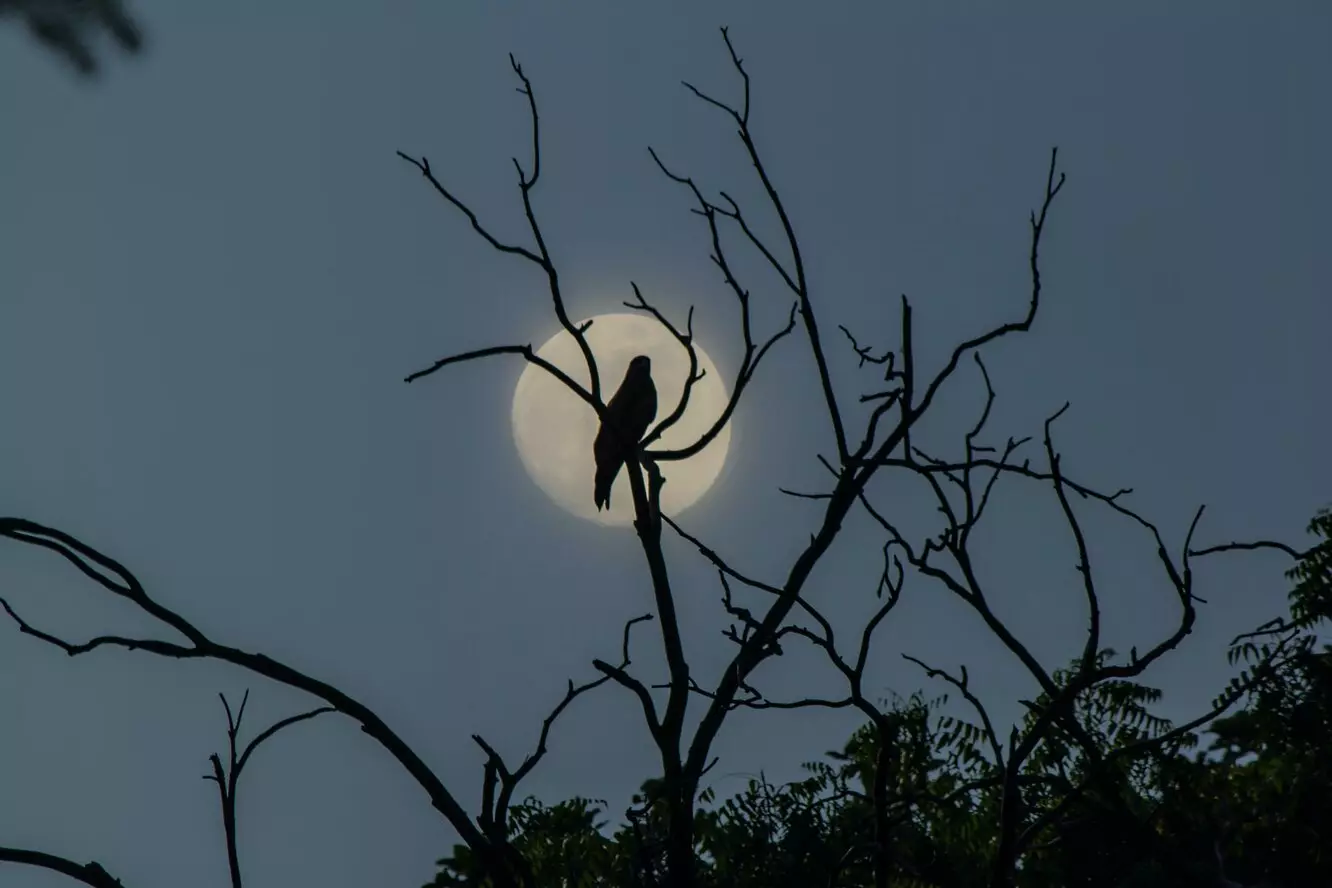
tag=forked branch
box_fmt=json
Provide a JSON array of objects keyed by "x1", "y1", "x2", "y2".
[
  {"x1": 841, "y1": 355, "x2": 1310, "y2": 882},
  {"x1": 624, "y1": 284, "x2": 704, "y2": 448},
  {"x1": 645, "y1": 145, "x2": 799, "y2": 461},
  {"x1": 398, "y1": 53, "x2": 601, "y2": 406},
  {"x1": 203, "y1": 690, "x2": 333, "y2": 888},
  {"x1": 0, "y1": 517, "x2": 518, "y2": 887},
  {"x1": 476, "y1": 612, "x2": 654, "y2": 838},
  {"x1": 680, "y1": 26, "x2": 849, "y2": 463}
]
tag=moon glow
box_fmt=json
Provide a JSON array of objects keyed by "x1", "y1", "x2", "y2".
[{"x1": 511, "y1": 312, "x2": 732, "y2": 526}]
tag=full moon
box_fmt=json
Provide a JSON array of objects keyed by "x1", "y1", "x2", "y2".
[{"x1": 511, "y1": 312, "x2": 732, "y2": 526}]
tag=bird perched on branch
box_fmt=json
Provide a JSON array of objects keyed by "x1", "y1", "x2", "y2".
[{"x1": 593, "y1": 355, "x2": 658, "y2": 511}]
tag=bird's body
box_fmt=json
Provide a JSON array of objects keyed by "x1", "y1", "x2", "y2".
[{"x1": 593, "y1": 355, "x2": 658, "y2": 511}]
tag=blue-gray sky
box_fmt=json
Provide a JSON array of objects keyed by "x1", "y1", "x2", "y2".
[{"x1": 2, "y1": 3, "x2": 1328, "y2": 887}]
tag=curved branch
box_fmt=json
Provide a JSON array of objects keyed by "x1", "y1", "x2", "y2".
[
  {"x1": 398, "y1": 54, "x2": 600, "y2": 406},
  {"x1": 890, "y1": 148, "x2": 1065, "y2": 448},
  {"x1": 0, "y1": 519, "x2": 513, "y2": 884},
  {"x1": 203, "y1": 690, "x2": 333, "y2": 888},
  {"x1": 1189, "y1": 539, "x2": 1307, "y2": 560},
  {"x1": 503, "y1": 54, "x2": 602, "y2": 405},
  {"x1": 395, "y1": 151, "x2": 542, "y2": 263},
  {"x1": 1042, "y1": 405, "x2": 1101, "y2": 676},
  {"x1": 592, "y1": 658, "x2": 662, "y2": 738},
  {"x1": 625, "y1": 284, "x2": 703, "y2": 447},
  {"x1": 645, "y1": 144, "x2": 799, "y2": 462},
  {"x1": 902, "y1": 656, "x2": 1005, "y2": 769},
  {"x1": 233, "y1": 704, "x2": 333, "y2": 778},
  {"x1": 682, "y1": 26, "x2": 849, "y2": 462},
  {"x1": 404, "y1": 341, "x2": 604, "y2": 421},
  {"x1": 648, "y1": 301, "x2": 795, "y2": 463},
  {"x1": 0, "y1": 850, "x2": 126, "y2": 888},
  {"x1": 478, "y1": 613, "x2": 654, "y2": 834}
]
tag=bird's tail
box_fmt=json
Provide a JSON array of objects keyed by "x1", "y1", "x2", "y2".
[{"x1": 593, "y1": 462, "x2": 620, "y2": 511}]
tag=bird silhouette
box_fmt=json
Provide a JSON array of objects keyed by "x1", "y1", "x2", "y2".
[{"x1": 593, "y1": 355, "x2": 658, "y2": 511}]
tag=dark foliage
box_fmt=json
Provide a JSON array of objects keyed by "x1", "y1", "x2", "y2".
[
  {"x1": 426, "y1": 514, "x2": 1331, "y2": 887},
  {"x1": 0, "y1": 0, "x2": 142, "y2": 76}
]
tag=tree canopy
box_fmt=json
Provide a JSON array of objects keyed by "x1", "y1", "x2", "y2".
[{"x1": 428, "y1": 507, "x2": 1330, "y2": 887}]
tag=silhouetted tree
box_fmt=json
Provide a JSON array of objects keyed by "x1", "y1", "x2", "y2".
[
  {"x1": 1, "y1": 25, "x2": 1318, "y2": 888},
  {"x1": 425, "y1": 511, "x2": 1330, "y2": 886}
]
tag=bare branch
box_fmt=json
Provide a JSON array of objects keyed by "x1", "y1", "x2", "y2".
[
  {"x1": 469, "y1": 610, "x2": 655, "y2": 841},
  {"x1": 506, "y1": 614, "x2": 654, "y2": 800},
  {"x1": 682, "y1": 678, "x2": 854, "y2": 712},
  {"x1": 0, "y1": 850, "x2": 127, "y2": 888},
  {"x1": 395, "y1": 151, "x2": 542, "y2": 263},
  {"x1": 868, "y1": 455, "x2": 1141, "y2": 527},
  {"x1": 903, "y1": 656, "x2": 1005, "y2": 769},
  {"x1": 662, "y1": 515, "x2": 783, "y2": 596},
  {"x1": 592, "y1": 658, "x2": 662, "y2": 737},
  {"x1": 501, "y1": 56, "x2": 601, "y2": 402},
  {"x1": 851, "y1": 295, "x2": 914, "y2": 462},
  {"x1": 0, "y1": 519, "x2": 509, "y2": 881},
  {"x1": 645, "y1": 144, "x2": 799, "y2": 462},
  {"x1": 839, "y1": 324, "x2": 897, "y2": 371},
  {"x1": 202, "y1": 690, "x2": 333, "y2": 888},
  {"x1": 887, "y1": 148, "x2": 1065, "y2": 446},
  {"x1": 658, "y1": 299, "x2": 797, "y2": 464},
  {"x1": 404, "y1": 342, "x2": 604, "y2": 422},
  {"x1": 1042, "y1": 405, "x2": 1102, "y2": 675},
  {"x1": 1189, "y1": 539, "x2": 1308, "y2": 560},
  {"x1": 625, "y1": 284, "x2": 705, "y2": 448},
  {"x1": 681, "y1": 29, "x2": 849, "y2": 463},
  {"x1": 399, "y1": 55, "x2": 601, "y2": 407},
  {"x1": 233, "y1": 704, "x2": 334, "y2": 778},
  {"x1": 778, "y1": 486, "x2": 835, "y2": 501}
]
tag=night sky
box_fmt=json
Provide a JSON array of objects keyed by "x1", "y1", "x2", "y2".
[{"x1": 2, "y1": 3, "x2": 1328, "y2": 887}]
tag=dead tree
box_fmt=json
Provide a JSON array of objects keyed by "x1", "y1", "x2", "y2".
[
  {"x1": 692, "y1": 364, "x2": 1312, "y2": 885},
  {"x1": 397, "y1": 26, "x2": 1071, "y2": 887}
]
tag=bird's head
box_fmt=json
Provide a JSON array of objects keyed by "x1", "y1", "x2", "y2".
[{"x1": 628, "y1": 355, "x2": 651, "y2": 375}]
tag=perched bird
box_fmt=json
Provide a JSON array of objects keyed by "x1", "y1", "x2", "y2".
[{"x1": 593, "y1": 355, "x2": 658, "y2": 511}]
